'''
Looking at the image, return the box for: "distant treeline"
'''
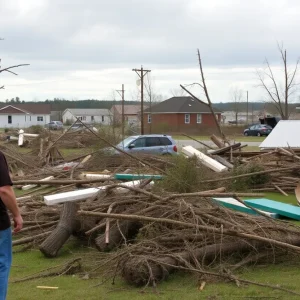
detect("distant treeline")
[1,98,300,113]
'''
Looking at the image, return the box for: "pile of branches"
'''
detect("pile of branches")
[79,192,300,289]
[11,179,300,295]
[240,148,300,194]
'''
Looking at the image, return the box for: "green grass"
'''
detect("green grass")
[59,147,93,157]
[173,135,265,142]
[7,192,300,299]
[8,246,300,299]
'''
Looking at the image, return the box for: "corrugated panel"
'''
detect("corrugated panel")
[259,120,300,148]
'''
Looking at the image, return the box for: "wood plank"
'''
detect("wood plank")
[208,143,242,155]
[21,176,54,191]
[182,146,228,173]
[44,180,153,206]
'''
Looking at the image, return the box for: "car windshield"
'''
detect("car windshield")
[117,137,137,148]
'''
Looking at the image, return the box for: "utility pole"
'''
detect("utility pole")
[116,84,125,143]
[132,66,151,135]
[246,90,249,125]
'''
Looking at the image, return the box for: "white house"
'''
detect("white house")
[62,108,112,125]
[0,104,51,128]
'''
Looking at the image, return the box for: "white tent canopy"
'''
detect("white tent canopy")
[259,120,300,149]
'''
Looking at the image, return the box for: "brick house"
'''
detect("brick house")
[143,96,222,133]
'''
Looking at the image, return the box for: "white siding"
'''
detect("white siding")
[62,109,111,125]
[62,110,75,123]
[0,114,50,128]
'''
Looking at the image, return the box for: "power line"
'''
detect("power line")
[116,84,125,142]
[132,66,151,135]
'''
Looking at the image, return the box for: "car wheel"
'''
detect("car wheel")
[244,132,248,136]
[257,132,261,137]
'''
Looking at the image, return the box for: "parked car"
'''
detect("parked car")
[44,121,63,130]
[108,134,178,155]
[243,124,272,136]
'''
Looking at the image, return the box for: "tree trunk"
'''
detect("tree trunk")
[95,220,141,251]
[39,202,80,257]
[122,236,300,286]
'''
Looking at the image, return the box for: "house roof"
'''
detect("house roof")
[0,104,51,114]
[111,105,145,115]
[63,108,112,116]
[144,97,222,114]
[259,120,300,149]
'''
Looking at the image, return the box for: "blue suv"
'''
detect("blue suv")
[112,134,178,155]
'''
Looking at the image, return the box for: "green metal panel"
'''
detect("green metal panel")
[213,197,279,218]
[245,198,300,220]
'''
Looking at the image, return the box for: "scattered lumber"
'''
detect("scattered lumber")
[209,143,241,155]
[182,145,228,172]
[210,134,225,148]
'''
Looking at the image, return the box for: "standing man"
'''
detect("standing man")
[0,151,23,300]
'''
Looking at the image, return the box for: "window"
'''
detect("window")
[132,138,146,148]
[197,114,202,124]
[185,114,190,124]
[146,137,161,147]
[78,116,83,121]
[91,116,94,121]
[30,116,31,121]
[82,116,86,121]
[37,116,43,122]
[159,137,172,146]
[8,116,12,124]
[148,114,151,123]
[101,116,104,122]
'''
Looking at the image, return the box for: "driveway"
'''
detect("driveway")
[175,139,261,149]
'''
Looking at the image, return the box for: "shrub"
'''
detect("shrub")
[159,155,199,193]
[64,118,73,126]
[229,161,270,191]
[28,125,44,134]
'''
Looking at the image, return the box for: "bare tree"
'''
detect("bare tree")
[180,49,226,141]
[170,88,185,97]
[230,87,243,125]
[257,44,299,120]
[0,38,29,89]
[144,73,164,133]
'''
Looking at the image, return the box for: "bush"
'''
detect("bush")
[229,162,270,191]
[64,118,73,126]
[28,125,44,134]
[158,155,199,193]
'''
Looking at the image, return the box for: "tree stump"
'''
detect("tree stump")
[39,202,80,257]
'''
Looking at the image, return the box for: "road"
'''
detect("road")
[175,139,261,149]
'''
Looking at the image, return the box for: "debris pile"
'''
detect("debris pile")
[5,125,300,293]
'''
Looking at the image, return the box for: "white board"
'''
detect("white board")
[182,145,228,173]
[44,180,153,206]
[22,176,54,191]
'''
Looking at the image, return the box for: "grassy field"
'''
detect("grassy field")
[7,192,300,299]
[173,135,266,142]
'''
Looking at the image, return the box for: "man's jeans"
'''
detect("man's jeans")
[0,228,12,300]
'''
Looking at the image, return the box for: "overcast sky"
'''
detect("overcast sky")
[1,0,300,103]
